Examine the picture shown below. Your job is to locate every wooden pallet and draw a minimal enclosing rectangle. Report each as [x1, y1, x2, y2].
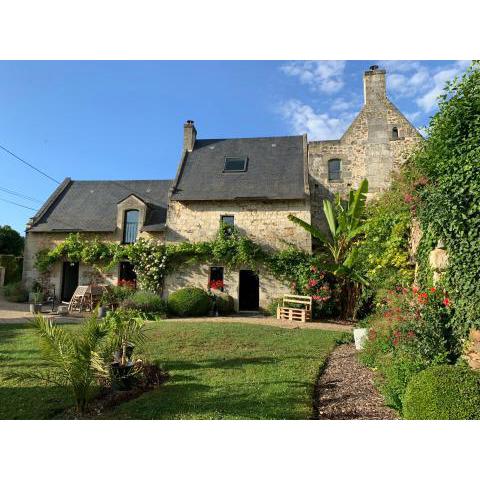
[276, 294, 312, 322]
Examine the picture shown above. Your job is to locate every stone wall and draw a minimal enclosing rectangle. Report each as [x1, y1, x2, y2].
[164, 263, 287, 312]
[308, 68, 422, 232]
[166, 198, 311, 252]
[22, 230, 165, 292]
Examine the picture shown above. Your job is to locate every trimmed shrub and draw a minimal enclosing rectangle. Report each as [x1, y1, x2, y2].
[377, 352, 428, 412]
[212, 291, 234, 315]
[168, 287, 212, 317]
[121, 291, 167, 318]
[2, 281, 28, 302]
[403, 365, 480, 420]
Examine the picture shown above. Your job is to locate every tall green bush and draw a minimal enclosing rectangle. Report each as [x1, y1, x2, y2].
[412, 61, 480, 337]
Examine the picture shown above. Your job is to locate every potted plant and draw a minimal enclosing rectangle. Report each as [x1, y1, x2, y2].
[29, 291, 43, 314]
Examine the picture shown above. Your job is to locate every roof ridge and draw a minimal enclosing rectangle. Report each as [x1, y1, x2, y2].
[196, 135, 304, 142]
[70, 179, 174, 183]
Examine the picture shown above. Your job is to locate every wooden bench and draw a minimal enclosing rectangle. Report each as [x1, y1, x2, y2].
[276, 294, 312, 323]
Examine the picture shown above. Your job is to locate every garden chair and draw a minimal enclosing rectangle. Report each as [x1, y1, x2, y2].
[68, 286, 89, 312]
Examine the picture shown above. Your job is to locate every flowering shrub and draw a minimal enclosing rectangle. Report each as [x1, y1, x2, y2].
[360, 286, 459, 412]
[208, 279, 224, 291]
[123, 239, 167, 293]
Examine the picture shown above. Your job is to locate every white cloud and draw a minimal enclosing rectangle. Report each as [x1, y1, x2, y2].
[331, 97, 359, 112]
[386, 66, 430, 98]
[279, 99, 349, 140]
[281, 61, 346, 94]
[380, 60, 471, 113]
[416, 63, 466, 112]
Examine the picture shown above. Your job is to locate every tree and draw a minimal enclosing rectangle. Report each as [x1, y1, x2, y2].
[0, 225, 24, 256]
[288, 179, 369, 321]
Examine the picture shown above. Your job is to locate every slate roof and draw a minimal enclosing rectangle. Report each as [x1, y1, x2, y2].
[170, 135, 307, 201]
[29, 179, 172, 232]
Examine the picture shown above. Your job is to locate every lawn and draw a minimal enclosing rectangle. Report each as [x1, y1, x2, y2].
[0, 321, 347, 419]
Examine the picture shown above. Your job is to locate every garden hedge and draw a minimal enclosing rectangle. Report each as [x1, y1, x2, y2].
[121, 290, 167, 318]
[403, 364, 480, 420]
[167, 287, 212, 317]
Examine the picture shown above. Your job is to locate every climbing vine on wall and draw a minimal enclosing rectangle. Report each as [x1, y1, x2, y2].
[412, 61, 480, 337]
[35, 224, 271, 294]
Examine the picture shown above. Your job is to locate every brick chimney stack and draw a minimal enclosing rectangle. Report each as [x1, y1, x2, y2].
[183, 120, 197, 152]
[363, 65, 386, 104]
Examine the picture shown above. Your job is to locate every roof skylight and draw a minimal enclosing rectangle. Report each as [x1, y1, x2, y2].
[224, 156, 248, 172]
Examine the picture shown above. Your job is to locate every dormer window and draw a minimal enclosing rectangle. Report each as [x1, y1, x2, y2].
[328, 159, 342, 182]
[123, 209, 139, 244]
[392, 127, 399, 140]
[224, 156, 248, 172]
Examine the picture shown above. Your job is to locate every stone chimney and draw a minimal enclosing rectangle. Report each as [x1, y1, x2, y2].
[183, 120, 197, 152]
[363, 65, 386, 104]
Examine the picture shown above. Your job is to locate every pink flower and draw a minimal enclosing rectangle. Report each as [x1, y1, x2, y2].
[443, 297, 451, 307]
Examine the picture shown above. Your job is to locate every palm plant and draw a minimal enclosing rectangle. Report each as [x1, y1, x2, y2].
[288, 179, 369, 321]
[26, 315, 108, 413]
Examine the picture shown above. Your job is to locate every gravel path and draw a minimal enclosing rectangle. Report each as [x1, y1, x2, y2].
[315, 344, 398, 420]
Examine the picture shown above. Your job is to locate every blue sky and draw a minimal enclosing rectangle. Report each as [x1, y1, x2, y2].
[0, 60, 470, 233]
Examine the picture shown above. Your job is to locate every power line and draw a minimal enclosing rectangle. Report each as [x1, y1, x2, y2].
[0, 186, 43, 203]
[0, 143, 61, 185]
[0, 196, 37, 211]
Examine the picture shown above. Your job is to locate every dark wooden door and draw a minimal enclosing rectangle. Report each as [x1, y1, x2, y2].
[239, 270, 259, 311]
[61, 261, 79, 301]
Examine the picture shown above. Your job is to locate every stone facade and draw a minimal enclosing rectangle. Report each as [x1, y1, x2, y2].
[22, 66, 421, 312]
[164, 198, 311, 310]
[163, 263, 286, 312]
[22, 230, 165, 292]
[166, 199, 311, 252]
[308, 67, 422, 232]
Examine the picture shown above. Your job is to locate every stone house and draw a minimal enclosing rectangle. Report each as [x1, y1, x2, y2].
[22, 66, 421, 311]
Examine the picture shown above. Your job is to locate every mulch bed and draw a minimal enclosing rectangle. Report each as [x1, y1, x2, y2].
[314, 344, 398, 420]
[61, 363, 169, 419]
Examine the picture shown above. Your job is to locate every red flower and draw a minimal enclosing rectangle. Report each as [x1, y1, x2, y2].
[312, 295, 321, 301]
[443, 297, 451, 307]
[412, 286, 419, 294]
[308, 279, 318, 287]
[430, 287, 436, 293]
[209, 279, 224, 290]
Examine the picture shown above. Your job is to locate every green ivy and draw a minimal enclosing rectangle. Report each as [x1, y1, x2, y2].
[412, 61, 480, 337]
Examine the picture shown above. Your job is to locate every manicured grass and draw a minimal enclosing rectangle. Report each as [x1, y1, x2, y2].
[0, 322, 347, 420]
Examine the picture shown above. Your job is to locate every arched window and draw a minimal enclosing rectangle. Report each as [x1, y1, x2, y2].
[328, 159, 341, 181]
[392, 127, 399, 140]
[123, 209, 139, 244]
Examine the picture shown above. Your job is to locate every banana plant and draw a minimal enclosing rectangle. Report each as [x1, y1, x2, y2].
[288, 179, 369, 320]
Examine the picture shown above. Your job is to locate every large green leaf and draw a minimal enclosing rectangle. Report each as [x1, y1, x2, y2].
[287, 214, 331, 244]
[322, 199, 337, 239]
[348, 179, 369, 228]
